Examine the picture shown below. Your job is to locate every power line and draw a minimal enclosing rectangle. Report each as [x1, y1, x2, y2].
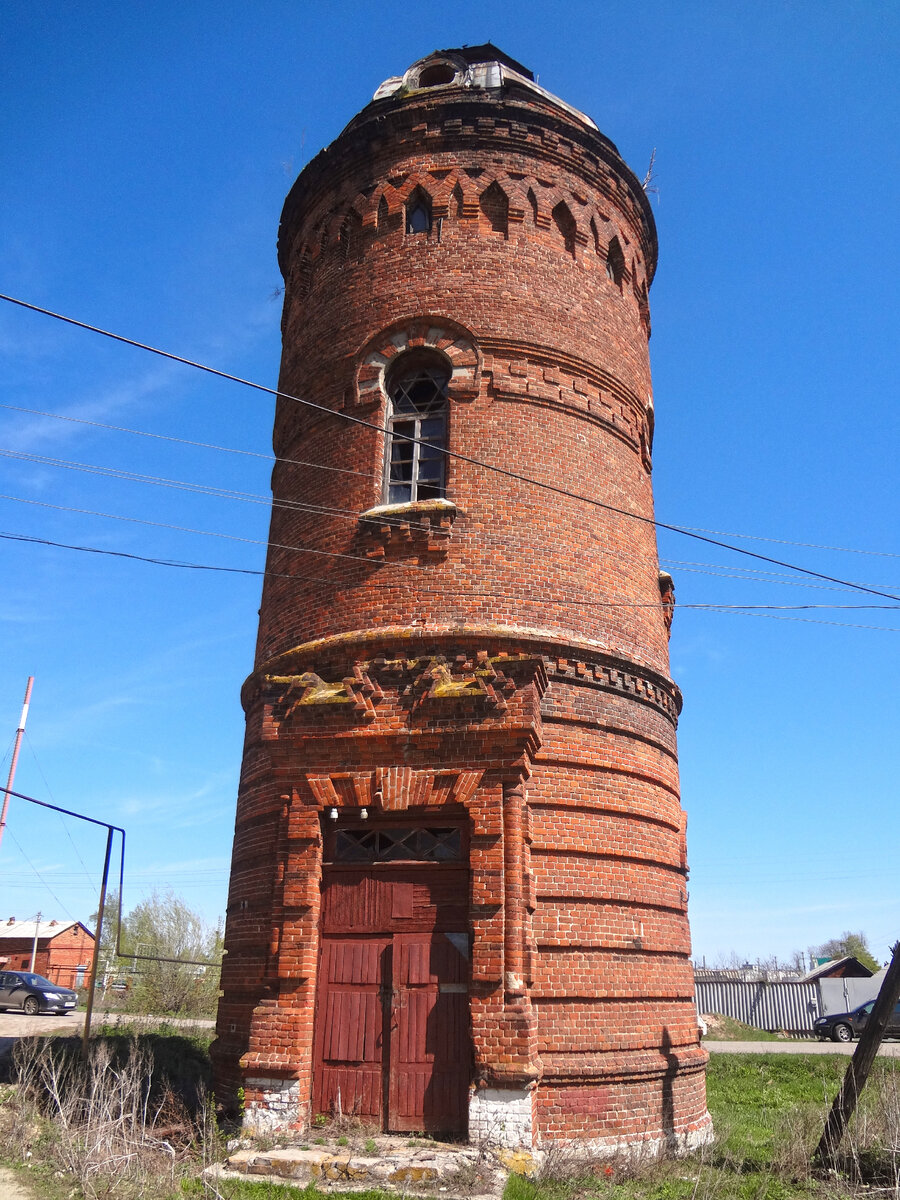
[7, 399, 900, 565]
[6, 445, 900, 595]
[0, 401, 380, 481]
[0, 492, 383, 568]
[24, 731, 100, 908]
[2, 292, 898, 603]
[659, 562, 899, 595]
[8, 399, 900, 568]
[0, 445, 489, 544]
[5, 444, 899, 597]
[3, 529, 900, 631]
[3, 828, 78, 922]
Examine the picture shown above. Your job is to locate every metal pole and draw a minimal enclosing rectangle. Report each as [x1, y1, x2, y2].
[82, 826, 114, 1059]
[0, 677, 34, 856]
[29, 911, 40, 972]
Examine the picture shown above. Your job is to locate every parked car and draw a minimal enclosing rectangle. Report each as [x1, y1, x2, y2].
[813, 1000, 900, 1043]
[0, 970, 78, 1015]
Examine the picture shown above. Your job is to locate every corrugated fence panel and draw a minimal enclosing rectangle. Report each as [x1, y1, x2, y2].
[819, 974, 883, 1016]
[696, 980, 821, 1034]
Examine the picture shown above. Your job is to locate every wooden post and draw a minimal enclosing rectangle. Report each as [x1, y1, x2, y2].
[815, 941, 900, 1168]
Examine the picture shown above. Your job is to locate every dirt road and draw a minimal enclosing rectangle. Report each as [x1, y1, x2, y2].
[705, 1038, 900, 1055]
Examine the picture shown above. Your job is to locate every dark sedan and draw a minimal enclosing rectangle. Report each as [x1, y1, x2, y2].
[814, 1000, 900, 1043]
[0, 970, 78, 1015]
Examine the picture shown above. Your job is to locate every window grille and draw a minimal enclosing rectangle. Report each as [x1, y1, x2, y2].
[334, 827, 462, 863]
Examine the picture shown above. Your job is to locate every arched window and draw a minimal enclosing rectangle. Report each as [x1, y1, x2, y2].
[385, 353, 449, 503]
[479, 181, 509, 236]
[606, 236, 625, 286]
[405, 189, 432, 235]
[552, 201, 577, 256]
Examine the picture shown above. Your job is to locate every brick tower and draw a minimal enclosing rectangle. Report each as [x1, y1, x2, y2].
[213, 44, 710, 1152]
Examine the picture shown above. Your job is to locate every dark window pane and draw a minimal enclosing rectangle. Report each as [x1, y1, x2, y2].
[407, 204, 431, 234]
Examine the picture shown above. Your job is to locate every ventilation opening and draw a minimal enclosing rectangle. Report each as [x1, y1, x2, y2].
[418, 62, 456, 88]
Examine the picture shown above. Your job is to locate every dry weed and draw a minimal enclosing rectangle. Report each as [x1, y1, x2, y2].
[0, 1035, 213, 1200]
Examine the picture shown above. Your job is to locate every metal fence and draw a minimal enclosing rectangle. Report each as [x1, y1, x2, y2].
[695, 979, 821, 1035]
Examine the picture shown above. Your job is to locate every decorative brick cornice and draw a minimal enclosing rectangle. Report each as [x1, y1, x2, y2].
[261, 650, 546, 732]
[305, 766, 484, 813]
[484, 344, 651, 463]
[279, 91, 657, 282]
[245, 626, 679, 725]
[545, 655, 680, 723]
[265, 665, 382, 725]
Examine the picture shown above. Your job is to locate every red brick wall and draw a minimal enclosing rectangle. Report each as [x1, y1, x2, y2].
[214, 68, 708, 1147]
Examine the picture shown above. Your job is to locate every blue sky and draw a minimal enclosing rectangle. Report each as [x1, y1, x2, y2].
[2, 1, 898, 968]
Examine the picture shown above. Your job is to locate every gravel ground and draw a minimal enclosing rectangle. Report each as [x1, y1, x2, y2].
[0, 1167, 33, 1200]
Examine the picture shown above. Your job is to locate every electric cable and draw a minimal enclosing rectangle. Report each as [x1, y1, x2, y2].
[5, 446, 899, 594]
[0, 402, 380, 481]
[2, 293, 898, 603]
[24, 731, 100, 907]
[3, 530, 900, 632]
[4, 828, 78, 922]
[6, 399, 900, 563]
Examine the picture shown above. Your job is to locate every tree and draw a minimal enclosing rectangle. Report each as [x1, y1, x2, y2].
[811, 931, 881, 973]
[91, 888, 223, 1016]
[89, 887, 126, 980]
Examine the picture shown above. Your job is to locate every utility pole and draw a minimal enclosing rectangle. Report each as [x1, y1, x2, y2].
[815, 942, 900, 1168]
[0, 677, 34, 855]
[29, 911, 41, 972]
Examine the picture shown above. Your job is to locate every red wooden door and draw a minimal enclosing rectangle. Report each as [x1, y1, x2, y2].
[313, 935, 389, 1123]
[313, 831, 470, 1133]
[389, 933, 470, 1132]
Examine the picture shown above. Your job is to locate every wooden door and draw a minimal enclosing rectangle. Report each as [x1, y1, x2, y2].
[313, 823, 470, 1133]
[312, 935, 389, 1123]
[389, 933, 470, 1132]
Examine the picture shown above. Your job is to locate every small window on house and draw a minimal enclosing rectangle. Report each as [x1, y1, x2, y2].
[385, 352, 449, 503]
[334, 827, 462, 863]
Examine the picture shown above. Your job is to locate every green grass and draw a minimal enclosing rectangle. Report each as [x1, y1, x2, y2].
[7, 1047, 900, 1200]
[704, 1014, 781, 1042]
[181, 1185, 400, 1200]
[501, 1054, 900, 1200]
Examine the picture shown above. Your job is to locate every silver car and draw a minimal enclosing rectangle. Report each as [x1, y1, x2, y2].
[0, 970, 78, 1015]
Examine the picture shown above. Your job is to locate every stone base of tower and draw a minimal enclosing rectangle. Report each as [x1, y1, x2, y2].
[228, 1075, 713, 1154]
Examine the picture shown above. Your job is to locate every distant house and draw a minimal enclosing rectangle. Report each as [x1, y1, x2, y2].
[0, 918, 95, 989]
[802, 957, 875, 981]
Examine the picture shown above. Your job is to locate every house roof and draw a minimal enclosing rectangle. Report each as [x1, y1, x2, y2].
[802, 956, 874, 981]
[0, 919, 94, 942]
